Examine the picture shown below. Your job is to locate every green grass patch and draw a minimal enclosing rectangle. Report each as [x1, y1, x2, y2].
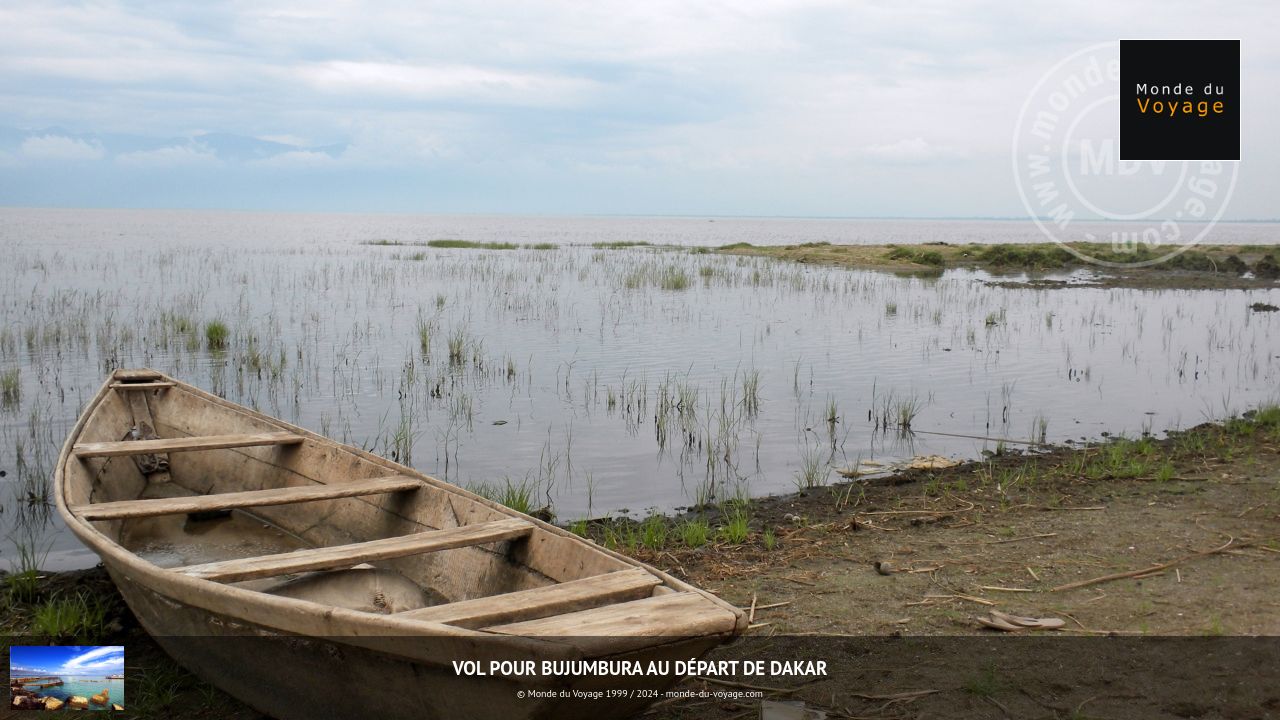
[426, 239, 519, 250]
[885, 246, 945, 267]
[591, 240, 652, 249]
[677, 517, 710, 548]
[659, 267, 691, 290]
[469, 478, 537, 515]
[718, 502, 751, 544]
[639, 515, 669, 551]
[1, 367, 19, 407]
[204, 320, 230, 349]
[31, 592, 111, 642]
[978, 244, 1074, 269]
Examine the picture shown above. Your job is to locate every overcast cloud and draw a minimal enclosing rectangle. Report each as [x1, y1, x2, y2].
[0, 1, 1276, 216]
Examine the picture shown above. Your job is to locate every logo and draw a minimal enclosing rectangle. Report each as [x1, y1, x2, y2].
[1012, 42, 1239, 268]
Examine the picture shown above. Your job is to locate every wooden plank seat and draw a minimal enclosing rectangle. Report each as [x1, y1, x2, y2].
[481, 593, 739, 649]
[176, 518, 534, 583]
[110, 381, 177, 389]
[397, 568, 662, 628]
[71, 475, 424, 520]
[74, 431, 303, 458]
[113, 369, 163, 382]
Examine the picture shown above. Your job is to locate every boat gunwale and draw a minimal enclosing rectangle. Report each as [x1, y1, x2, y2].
[54, 369, 746, 659]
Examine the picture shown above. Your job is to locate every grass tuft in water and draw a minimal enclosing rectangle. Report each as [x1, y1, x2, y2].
[659, 267, 691, 290]
[1, 367, 19, 408]
[795, 443, 829, 489]
[426, 239, 519, 250]
[204, 320, 230, 349]
[591, 240, 652, 249]
[470, 477, 537, 515]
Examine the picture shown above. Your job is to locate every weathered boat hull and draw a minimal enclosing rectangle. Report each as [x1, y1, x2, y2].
[57, 370, 744, 720]
[112, 564, 719, 720]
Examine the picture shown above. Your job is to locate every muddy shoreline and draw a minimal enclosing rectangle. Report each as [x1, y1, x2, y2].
[713, 240, 1280, 290]
[4, 408, 1278, 718]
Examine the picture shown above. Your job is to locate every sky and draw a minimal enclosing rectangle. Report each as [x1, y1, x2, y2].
[9, 646, 125, 676]
[0, 1, 1277, 217]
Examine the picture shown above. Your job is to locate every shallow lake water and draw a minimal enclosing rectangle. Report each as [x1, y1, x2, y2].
[2, 209, 1277, 569]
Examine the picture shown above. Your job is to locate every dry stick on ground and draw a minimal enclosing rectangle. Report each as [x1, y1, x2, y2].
[694, 677, 808, 695]
[1051, 537, 1247, 592]
[953, 532, 1057, 546]
[850, 689, 941, 702]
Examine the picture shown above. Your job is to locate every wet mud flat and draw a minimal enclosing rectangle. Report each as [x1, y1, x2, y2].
[4, 409, 1278, 719]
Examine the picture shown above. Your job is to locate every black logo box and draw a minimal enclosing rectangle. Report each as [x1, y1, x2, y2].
[1120, 39, 1240, 161]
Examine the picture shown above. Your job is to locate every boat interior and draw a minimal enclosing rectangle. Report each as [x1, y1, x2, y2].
[62, 370, 740, 640]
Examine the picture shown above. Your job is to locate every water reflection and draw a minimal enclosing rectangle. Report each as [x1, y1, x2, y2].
[1, 209, 1277, 569]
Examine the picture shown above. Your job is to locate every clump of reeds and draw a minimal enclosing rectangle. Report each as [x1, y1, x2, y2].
[1, 367, 19, 408]
[426, 239, 518, 250]
[470, 478, 537, 515]
[204, 320, 229, 349]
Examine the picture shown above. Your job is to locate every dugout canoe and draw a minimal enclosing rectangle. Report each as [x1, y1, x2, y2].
[56, 369, 746, 720]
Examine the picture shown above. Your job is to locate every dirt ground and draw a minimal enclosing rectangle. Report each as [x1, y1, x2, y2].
[653, 435, 1280, 638]
[4, 415, 1278, 719]
[631, 416, 1280, 719]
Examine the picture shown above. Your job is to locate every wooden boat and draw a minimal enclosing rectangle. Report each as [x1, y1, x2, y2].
[56, 369, 745, 719]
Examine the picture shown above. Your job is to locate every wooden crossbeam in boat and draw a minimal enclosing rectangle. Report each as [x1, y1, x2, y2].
[114, 369, 163, 382]
[482, 592, 738, 642]
[397, 568, 662, 628]
[71, 475, 424, 520]
[110, 381, 176, 389]
[73, 431, 303, 458]
[176, 518, 534, 583]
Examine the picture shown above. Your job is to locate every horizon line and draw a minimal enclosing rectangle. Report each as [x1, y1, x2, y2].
[1, 206, 1277, 224]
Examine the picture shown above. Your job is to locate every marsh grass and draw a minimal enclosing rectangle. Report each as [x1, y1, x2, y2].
[1085, 436, 1157, 480]
[1, 367, 20, 408]
[894, 396, 923, 430]
[416, 315, 433, 355]
[447, 328, 468, 365]
[426, 239, 519, 250]
[741, 370, 761, 416]
[639, 514, 668, 551]
[470, 477, 537, 515]
[204, 320, 229, 349]
[677, 517, 710, 548]
[718, 502, 750, 544]
[6, 527, 52, 604]
[133, 663, 191, 716]
[591, 241, 652, 249]
[795, 442, 829, 489]
[31, 591, 110, 642]
[885, 246, 945, 267]
[660, 266, 691, 290]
